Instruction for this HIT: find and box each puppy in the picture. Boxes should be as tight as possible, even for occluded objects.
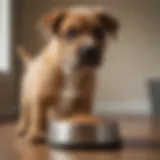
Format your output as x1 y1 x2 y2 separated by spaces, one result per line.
17 6 119 142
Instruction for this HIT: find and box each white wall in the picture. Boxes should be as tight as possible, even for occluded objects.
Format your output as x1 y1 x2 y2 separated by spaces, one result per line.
94 0 160 115
0 0 11 72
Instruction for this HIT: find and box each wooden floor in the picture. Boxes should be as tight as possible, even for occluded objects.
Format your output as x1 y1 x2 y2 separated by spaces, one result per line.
1 117 160 160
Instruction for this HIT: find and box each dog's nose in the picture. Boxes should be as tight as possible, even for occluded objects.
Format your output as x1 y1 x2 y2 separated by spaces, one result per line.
79 44 101 66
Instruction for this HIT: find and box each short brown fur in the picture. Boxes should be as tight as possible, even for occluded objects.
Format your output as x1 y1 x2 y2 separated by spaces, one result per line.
17 6 119 142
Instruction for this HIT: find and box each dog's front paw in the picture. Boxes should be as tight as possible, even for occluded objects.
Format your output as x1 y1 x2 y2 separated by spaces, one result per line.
26 130 45 144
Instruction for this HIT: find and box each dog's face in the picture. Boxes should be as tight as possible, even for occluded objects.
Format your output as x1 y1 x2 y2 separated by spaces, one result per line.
39 7 119 71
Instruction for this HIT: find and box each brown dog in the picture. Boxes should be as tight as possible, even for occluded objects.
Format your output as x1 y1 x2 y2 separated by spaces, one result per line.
17 6 119 142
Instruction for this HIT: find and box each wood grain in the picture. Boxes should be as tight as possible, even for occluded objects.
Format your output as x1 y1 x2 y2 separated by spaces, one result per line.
0 117 160 160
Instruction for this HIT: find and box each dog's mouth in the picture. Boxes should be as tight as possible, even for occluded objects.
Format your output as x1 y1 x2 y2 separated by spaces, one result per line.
78 53 102 68
62 50 102 74
78 59 101 69
77 45 102 68
79 53 102 68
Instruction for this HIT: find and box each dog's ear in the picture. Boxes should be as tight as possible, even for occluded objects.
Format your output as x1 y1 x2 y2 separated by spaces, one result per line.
37 9 66 38
97 12 119 37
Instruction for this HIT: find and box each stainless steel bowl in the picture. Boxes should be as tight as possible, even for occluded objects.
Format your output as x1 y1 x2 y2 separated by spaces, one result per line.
47 117 121 149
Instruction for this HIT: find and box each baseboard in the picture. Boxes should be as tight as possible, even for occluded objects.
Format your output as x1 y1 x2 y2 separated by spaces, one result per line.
0 100 151 123
93 99 152 116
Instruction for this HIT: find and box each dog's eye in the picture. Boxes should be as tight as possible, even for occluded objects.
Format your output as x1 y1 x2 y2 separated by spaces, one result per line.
92 26 105 40
66 28 79 40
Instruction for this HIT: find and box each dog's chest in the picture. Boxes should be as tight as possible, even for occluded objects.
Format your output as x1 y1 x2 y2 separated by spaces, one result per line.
58 73 81 111
61 79 79 102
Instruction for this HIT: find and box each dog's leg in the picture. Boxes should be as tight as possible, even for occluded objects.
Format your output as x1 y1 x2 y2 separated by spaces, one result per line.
26 102 46 143
82 98 92 113
17 102 30 136
75 73 95 114
73 97 93 115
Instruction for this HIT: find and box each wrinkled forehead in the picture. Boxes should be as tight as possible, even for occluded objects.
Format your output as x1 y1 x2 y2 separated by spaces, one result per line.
67 6 104 14
60 10 100 32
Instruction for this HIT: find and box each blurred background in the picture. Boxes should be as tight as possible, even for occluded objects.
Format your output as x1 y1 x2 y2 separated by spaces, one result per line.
1 0 160 160
0 0 160 120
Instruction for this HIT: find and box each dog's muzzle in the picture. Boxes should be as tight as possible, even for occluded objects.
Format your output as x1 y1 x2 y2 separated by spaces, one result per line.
78 44 102 67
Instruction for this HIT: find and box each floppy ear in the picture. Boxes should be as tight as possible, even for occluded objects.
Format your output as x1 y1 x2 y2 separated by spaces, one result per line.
97 12 119 37
37 9 66 39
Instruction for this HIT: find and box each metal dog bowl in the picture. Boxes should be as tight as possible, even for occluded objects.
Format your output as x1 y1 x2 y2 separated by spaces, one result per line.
47 115 121 149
